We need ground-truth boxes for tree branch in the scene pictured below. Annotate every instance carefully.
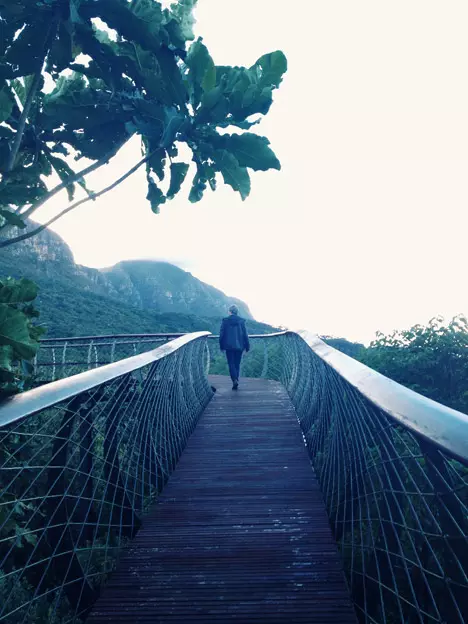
[4,24,57,174]
[0,150,156,248]
[18,142,125,220]
[4,71,43,173]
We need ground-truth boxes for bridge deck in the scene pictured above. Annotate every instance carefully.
[87,375,357,623]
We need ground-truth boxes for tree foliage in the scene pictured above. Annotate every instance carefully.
[321,335,364,358]
[359,315,468,414]
[0,277,44,395]
[0,0,287,243]
[0,0,286,391]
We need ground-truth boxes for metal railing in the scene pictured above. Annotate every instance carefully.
[0,332,213,624]
[206,332,285,380]
[2,328,468,623]
[272,331,468,624]
[34,333,283,385]
[33,334,186,384]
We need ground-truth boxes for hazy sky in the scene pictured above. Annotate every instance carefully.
[35,0,468,342]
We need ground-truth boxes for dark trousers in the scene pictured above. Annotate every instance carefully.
[225,349,242,382]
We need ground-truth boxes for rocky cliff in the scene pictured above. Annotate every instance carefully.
[0,222,252,319]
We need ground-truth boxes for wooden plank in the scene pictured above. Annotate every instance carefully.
[87,375,357,623]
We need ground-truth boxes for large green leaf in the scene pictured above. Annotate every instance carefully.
[1,179,49,205]
[79,0,165,54]
[155,46,188,109]
[10,78,26,105]
[253,51,288,88]
[146,177,166,213]
[186,38,216,107]
[4,17,53,77]
[73,120,129,160]
[0,305,38,360]
[167,162,189,199]
[188,160,216,203]
[160,108,187,148]
[188,169,206,203]
[211,132,280,171]
[47,22,74,73]
[211,66,266,122]
[70,0,84,25]
[0,85,13,122]
[146,145,167,181]
[212,150,250,200]
[42,73,89,115]
[0,277,38,304]
[168,0,197,42]
[46,153,77,201]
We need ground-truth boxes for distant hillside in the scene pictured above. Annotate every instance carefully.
[1,221,251,316]
[0,223,276,338]
[320,336,364,358]
[37,284,275,338]
[101,260,252,319]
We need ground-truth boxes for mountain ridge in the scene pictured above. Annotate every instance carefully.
[1,221,252,316]
[0,223,273,338]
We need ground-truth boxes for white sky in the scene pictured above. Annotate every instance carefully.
[35,0,468,343]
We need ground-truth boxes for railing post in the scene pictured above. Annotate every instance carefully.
[51,347,56,381]
[61,341,68,379]
[204,340,211,376]
[110,340,116,363]
[261,340,269,378]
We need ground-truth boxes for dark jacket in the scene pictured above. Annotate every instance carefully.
[219,315,250,352]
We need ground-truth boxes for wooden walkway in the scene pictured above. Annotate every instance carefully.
[87,376,357,623]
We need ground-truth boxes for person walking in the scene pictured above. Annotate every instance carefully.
[219,304,250,390]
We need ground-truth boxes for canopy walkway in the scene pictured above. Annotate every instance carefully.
[87,375,356,623]
[1,331,467,624]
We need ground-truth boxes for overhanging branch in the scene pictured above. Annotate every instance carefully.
[0,149,156,248]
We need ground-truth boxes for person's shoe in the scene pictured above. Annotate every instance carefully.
[232,380,239,390]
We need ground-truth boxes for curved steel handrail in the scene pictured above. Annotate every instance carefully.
[208,331,288,340]
[286,330,468,463]
[39,331,288,344]
[26,326,468,460]
[40,333,187,343]
[225,329,468,462]
[297,330,468,462]
[0,332,211,428]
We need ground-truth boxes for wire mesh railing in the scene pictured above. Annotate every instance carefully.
[0,332,213,624]
[33,334,186,384]
[206,333,284,380]
[34,333,283,386]
[3,327,468,623]
[269,331,468,624]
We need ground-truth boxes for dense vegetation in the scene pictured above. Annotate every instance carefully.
[321,335,365,358]
[358,315,468,414]
[0,277,45,394]
[39,286,277,337]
